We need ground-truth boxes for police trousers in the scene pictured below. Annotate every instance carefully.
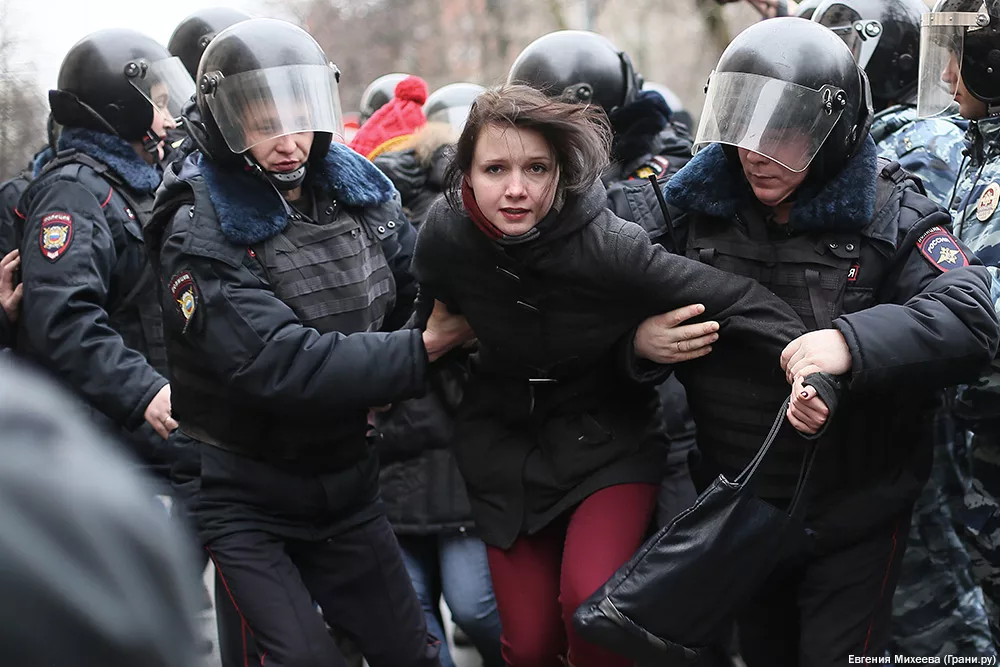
[206,514,442,667]
[737,509,911,667]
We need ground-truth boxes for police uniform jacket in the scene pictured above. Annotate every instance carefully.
[414,180,809,549]
[658,136,999,549]
[147,144,428,542]
[16,127,170,466]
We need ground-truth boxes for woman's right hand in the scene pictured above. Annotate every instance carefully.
[633,303,719,364]
[422,299,475,362]
[0,249,23,323]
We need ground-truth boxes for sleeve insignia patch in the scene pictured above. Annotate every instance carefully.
[39,212,73,261]
[916,226,970,272]
[169,270,199,333]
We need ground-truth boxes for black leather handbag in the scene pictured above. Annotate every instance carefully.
[573,397,816,664]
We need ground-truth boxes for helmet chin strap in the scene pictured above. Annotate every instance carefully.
[242,153,308,191]
[265,164,308,191]
[141,129,162,155]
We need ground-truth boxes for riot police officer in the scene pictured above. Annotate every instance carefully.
[813,0,966,205]
[918,0,1000,645]
[508,30,692,187]
[812,0,991,655]
[166,7,252,163]
[630,18,998,662]
[16,29,193,470]
[147,18,468,667]
[360,72,410,125]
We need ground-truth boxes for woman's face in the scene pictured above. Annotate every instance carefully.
[247,132,314,173]
[737,147,810,209]
[467,123,558,236]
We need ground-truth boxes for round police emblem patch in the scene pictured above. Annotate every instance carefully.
[976,182,1000,222]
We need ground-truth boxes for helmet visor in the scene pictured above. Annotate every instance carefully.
[128,56,196,122]
[814,5,883,69]
[917,11,983,117]
[426,105,473,132]
[693,71,846,172]
[205,63,344,154]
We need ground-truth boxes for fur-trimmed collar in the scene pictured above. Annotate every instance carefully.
[56,127,161,194]
[663,137,878,233]
[199,142,397,245]
[31,147,54,178]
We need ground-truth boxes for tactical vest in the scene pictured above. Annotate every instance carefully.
[257,207,396,335]
[166,176,400,467]
[22,150,167,375]
[680,161,907,497]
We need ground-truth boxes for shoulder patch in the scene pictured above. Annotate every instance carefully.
[916,226,970,272]
[630,156,671,181]
[169,270,199,333]
[977,182,1000,222]
[39,212,73,262]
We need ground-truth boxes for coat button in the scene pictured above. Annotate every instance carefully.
[378,225,386,233]
[387,221,396,228]
[351,229,358,238]
[829,242,839,249]
[845,243,855,251]
[325,206,335,215]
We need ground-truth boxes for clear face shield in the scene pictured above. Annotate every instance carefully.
[693,71,847,172]
[917,4,989,117]
[815,4,884,69]
[125,56,196,123]
[202,63,345,155]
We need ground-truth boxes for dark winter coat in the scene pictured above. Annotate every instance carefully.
[658,138,999,547]
[15,128,173,470]
[374,350,475,535]
[374,123,453,227]
[413,180,808,549]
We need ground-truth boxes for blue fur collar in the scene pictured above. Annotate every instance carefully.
[32,147,54,178]
[199,142,397,245]
[664,137,878,232]
[57,127,161,194]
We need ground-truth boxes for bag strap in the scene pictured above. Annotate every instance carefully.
[733,395,818,521]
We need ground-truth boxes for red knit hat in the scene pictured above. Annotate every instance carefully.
[349,75,428,159]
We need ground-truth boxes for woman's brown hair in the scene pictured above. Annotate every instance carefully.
[443,84,612,210]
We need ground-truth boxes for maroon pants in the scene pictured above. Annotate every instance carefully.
[486,483,658,667]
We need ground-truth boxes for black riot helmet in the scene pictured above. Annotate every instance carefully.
[795,0,823,18]
[423,82,485,132]
[694,17,873,180]
[168,7,252,79]
[812,0,926,110]
[192,18,344,174]
[917,0,1000,116]
[359,73,409,125]
[49,29,194,144]
[507,30,642,115]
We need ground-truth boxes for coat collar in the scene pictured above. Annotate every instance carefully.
[198,142,397,245]
[56,127,162,194]
[663,137,878,233]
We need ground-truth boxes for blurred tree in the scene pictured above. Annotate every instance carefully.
[0,0,47,182]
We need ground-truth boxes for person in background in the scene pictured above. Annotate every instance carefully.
[918,0,1000,646]
[349,75,429,160]
[812,0,992,655]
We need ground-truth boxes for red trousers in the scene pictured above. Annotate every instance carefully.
[486,483,658,667]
